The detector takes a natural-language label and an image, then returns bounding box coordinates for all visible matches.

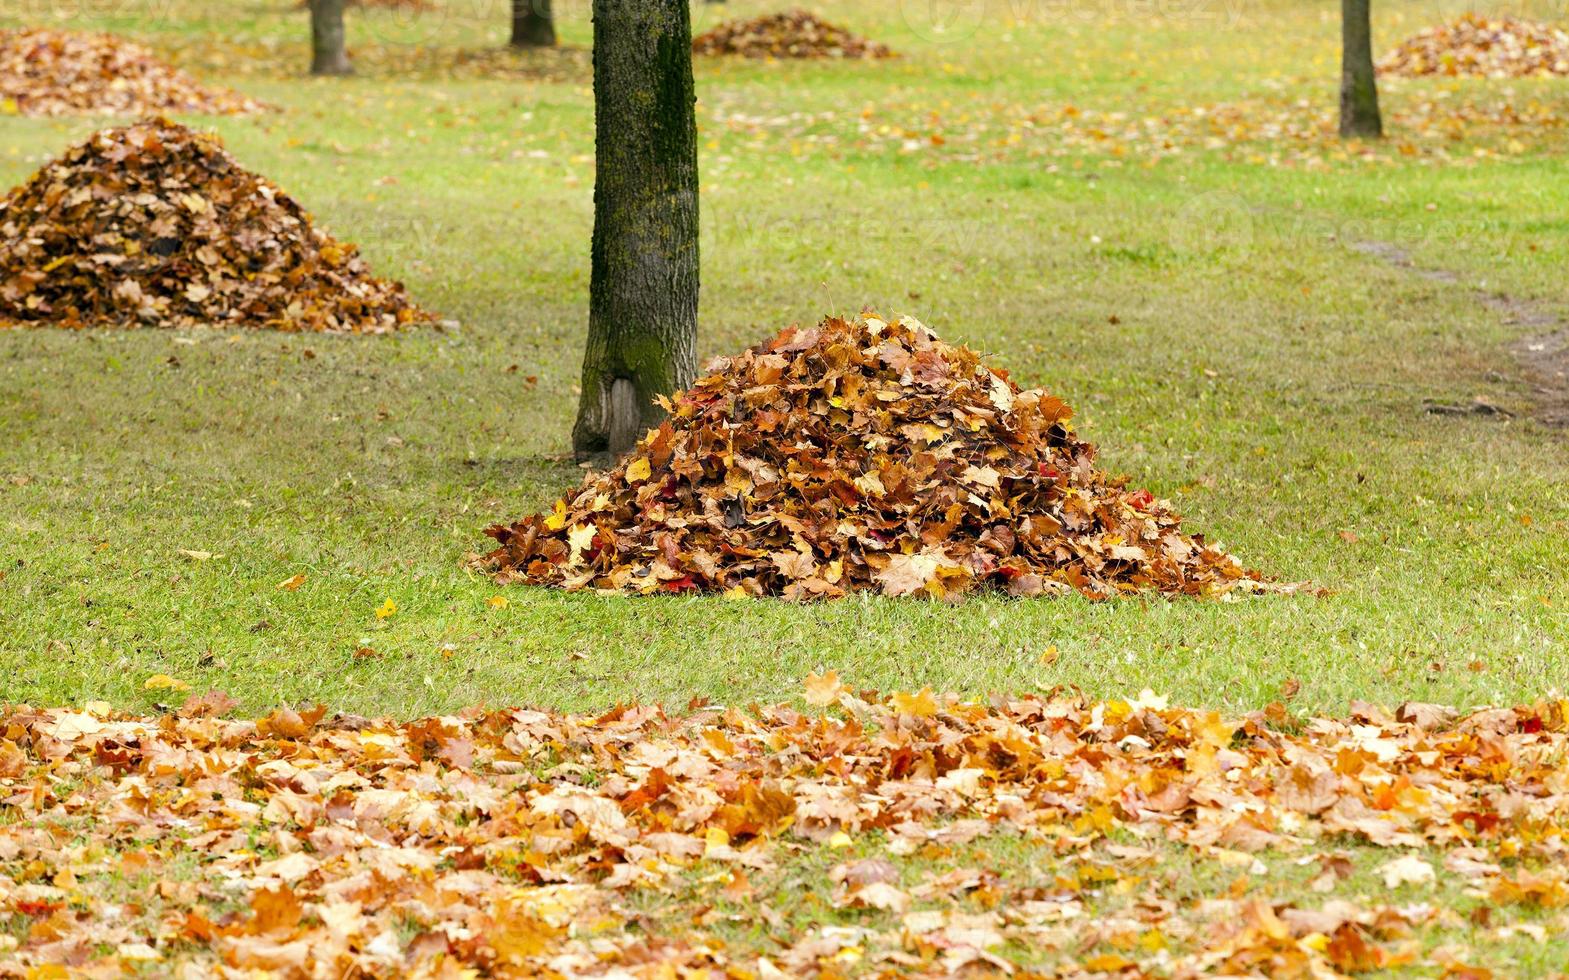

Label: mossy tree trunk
[310,0,353,76]
[1339,0,1382,138]
[572,0,699,462]
[510,0,556,48]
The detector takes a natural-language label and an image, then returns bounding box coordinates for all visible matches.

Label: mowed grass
[0,0,1567,719]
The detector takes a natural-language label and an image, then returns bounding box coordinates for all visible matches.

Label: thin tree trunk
[510,0,556,48]
[1340,0,1382,138]
[310,0,353,76]
[572,0,699,461]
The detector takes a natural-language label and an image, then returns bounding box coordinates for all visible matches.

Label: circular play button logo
[899,0,988,45]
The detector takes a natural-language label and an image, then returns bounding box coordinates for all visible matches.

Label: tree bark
[1339,0,1382,138]
[310,0,353,76]
[572,0,699,462]
[510,0,556,48]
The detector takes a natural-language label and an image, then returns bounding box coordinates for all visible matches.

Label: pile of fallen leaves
[0,118,432,332]
[0,681,1565,975]
[1379,13,1569,77]
[693,9,895,60]
[482,313,1271,600]
[0,29,266,117]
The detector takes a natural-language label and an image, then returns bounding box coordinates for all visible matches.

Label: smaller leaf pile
[693,9,895,60]
[0,118,432,332]
[1379,13,1569,77]
[1,687,1567,975]
[0,29,266,117]
[482,313,1273,600]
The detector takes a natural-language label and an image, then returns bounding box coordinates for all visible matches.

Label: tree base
[509,31,556,48]
[572,378,646,463]
[310,58,354,76]
[1338,113,1382,139]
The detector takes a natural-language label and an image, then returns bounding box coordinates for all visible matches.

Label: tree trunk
[572,0,699,462]
[510,0,556,48]
[1339,0,1382,138]
[310,0,353,76]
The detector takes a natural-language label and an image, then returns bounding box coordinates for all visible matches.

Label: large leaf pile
[0,684,1565,974]
[0,29,266,117]
[693,9,895,60]
[1379,13,1569,77]
[0,118,432,333]
[482,314,1273,600]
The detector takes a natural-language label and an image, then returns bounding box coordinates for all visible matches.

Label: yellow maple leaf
[624,457,652,484]
[803,669,844,707]
[487,595,510,609]
[143,674,191,692]
[890,687,939,718]
[543,499,568,531]
[567,524,598,565]
[375,599,397,619]
[1083,954,1135,972]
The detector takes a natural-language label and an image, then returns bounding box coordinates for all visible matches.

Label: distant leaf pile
[1379,13,1569,77]
[693,9,895,60]
[0,118,432,332]
[1,685,1566,974]
[0,29,266,117]
[483,314,1272,600]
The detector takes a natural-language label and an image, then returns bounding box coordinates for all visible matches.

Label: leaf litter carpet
[0,118,432,333]
[1379,13,1569,78]
[482,314,1276,600]
[0,29,266,117]
[1,683,1567,975]
[693,9,895,60]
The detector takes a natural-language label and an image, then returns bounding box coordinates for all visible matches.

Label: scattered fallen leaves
[0,29,267,116]
[1,686,1567,974]
[0,117,435,332]
[482,313,1281,601]
[1378,853,1436,889]
[1379,14,1569,78]
[1490,868,1569,908]
[170,42,593,83]
[706,84,1568,172]
[694,9,895,60]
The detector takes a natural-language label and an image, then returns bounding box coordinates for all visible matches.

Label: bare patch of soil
[1353,240,1569,426]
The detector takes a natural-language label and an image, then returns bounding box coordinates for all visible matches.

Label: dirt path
[1351,239,1569,426]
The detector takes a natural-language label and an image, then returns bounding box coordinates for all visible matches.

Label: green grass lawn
[0,0,1567,721]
